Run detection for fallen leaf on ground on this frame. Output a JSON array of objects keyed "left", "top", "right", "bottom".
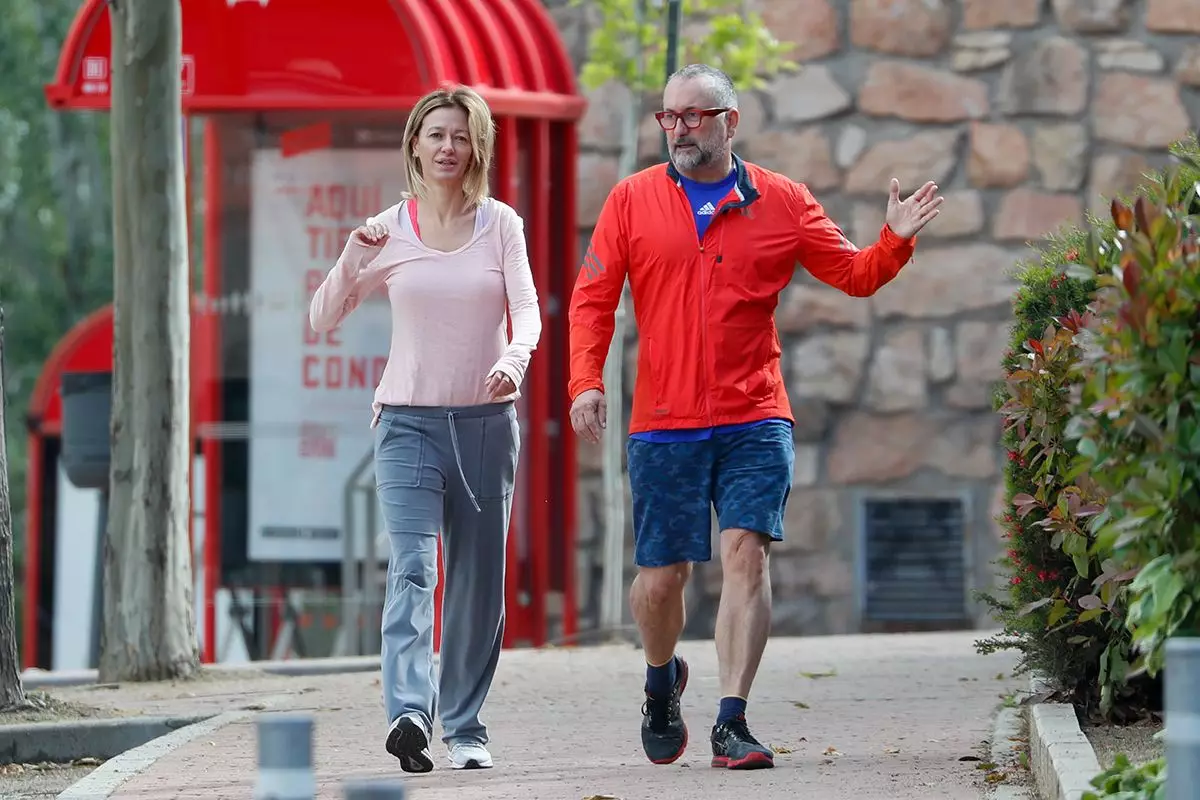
[
  {"left": 883, "top": 746, "right": 900, "bottom": 754},
  {"left": 793, "top": 701, "right": 810, "bottom": 709},
  {"left": 985, "top": 770, "right": 1007, "bottom": 783},
  {"left": 799, "top": 669, "right": 837, "bottom": 679},
  {"left": 959, "top": 755, "right": 981, "bottom": 762},
  {"left": 772, "top": 745, "right": 794, "bottom": 754},
  {"left": 823, "top": 746, "right": 842, "bottom": 757}
]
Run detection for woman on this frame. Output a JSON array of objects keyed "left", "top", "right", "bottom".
[{"left": 309, "top": 86, "right": 541, "bottom": 773}]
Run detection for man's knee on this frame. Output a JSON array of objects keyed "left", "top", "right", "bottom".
[
  {"left": 634, "top": 563, "right": 692, "bottom": 608},
  {"left": 720, "top": 529, "right": 770, "bottom": 581}
]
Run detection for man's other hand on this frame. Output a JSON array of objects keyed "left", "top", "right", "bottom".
[{"left": 570, "top": 389, "right": 607, "bottom": 444}]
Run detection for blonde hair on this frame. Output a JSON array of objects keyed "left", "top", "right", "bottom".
[{"left": 402, "top": 85, "right": 496, "bottom": 207}]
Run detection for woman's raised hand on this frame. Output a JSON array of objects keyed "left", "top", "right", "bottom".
[{"left": 353, "top": 221, "right": 390, "bottom": 248}]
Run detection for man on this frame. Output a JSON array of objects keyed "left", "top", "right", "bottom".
[{"left": 566, "top": 64, "right": 942, "bottom": 771}]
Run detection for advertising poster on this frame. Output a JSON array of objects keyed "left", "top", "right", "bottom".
[{"left": 247, "top": 148, "right": 407, "bottom": 562}]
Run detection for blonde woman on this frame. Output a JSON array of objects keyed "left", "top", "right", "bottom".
[{"left": 309, "top": 86, "right": 541, "bottom": 773}]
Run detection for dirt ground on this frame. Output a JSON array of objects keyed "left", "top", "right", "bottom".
[
  {"left": 1, "top": 761, "right": 102, "bottom": 799},
  {"left": 0, "top": 667, "right": 308, "bottom": 799},
  {"left": 0, "top": 690, "right": 117, "bottom": 724},
  {"left": 1081, "top": 715, "right": 1164, "bottom": 771}
]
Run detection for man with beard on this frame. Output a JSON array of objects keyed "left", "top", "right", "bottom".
[{"left": 566, "top": 64, "right": 943, "bottom": 771}]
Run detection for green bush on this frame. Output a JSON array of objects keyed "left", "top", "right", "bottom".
[
  {"left": 1084, "top": 754, "right": 1166, "bottom": 800},
  {"left": 1065, "top": 140, "right": 1200, "bottom": 679},
  {"left": 975, "top": 219, "right": 1142, "bottom": 717}
]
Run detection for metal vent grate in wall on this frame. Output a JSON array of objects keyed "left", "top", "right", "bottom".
[{"left": 862, "top": 498, "right": 968, "bottom": 626}]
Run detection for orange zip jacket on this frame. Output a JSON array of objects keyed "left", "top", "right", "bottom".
[{"left": 568, "top": 156, "right": 917, "bottom": 435}]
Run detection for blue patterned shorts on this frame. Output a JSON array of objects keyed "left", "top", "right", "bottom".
[{"left": 626, "top": 422, "right": 795, "bottom": 567}]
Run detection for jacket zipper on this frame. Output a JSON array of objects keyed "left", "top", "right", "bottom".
[{"left": 673, "top": 168, "right": 758, "bottom": 428}]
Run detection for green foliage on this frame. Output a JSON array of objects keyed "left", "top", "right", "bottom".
[
  {"left": 574, "top": 0, "right": 797, "bottom": 92},
  {"left": 977, "top": 136, "right": 1200, "bottom": 719},
  {"left": 1083, "top": 754, "right": 1166, "bottom": 800},
  {"left": 975, "top": 221, "right": 1142, "bottom": 717},
  {"left": 1, "top": 0, "right": 123, "bottom": 657},
  {"left": 1065, "top": 137, "right": 1200, "bottom": 678}
]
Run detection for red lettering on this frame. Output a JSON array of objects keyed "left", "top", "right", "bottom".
[
  {"left": 303, "top": 317, "right": 341, "bottom": 347},
  {"left": 302, "top": 355, "right": 388, "bottom": 389},
  {"left": 303, "top": 355, "right": 320, "bottom": 388},
  {"left": 325, "top": 357, "right": 343, "bottom": 388},
  {"left": 306, "top": 269, "right": 324, "bottom": 295},
  {"left": 299, "top": 422, "right": 336, "bottom": 459},
  {"left": 303, "top": 184, "right": 383, "bottom": 221},
  {"left": 348, "top": 358, "right": 367, "bottom": 387},
  {"left": 305, "top": 225, "right": 369, "bottom": 260}
]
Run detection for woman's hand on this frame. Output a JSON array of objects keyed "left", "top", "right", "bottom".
[
  {"left": 352, "top": 221, "right": 389, "bottom": 248},
  {"left": 485, "top": 371, "right": 516, "bottom": 399}
]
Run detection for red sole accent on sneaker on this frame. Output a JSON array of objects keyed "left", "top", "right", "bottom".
[
  {"left": 711, "top": 752, "right": 774, "bottom": 770},
  {"left": 648, "top": 658, "right": 691, "bottom": 766},
  {"left": 651, "top": 726, "right": 689, "bottom": 765}
]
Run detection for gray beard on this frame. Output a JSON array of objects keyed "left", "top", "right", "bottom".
[{"left": 671, "top": 146, "right": 713, "bottom": 171}]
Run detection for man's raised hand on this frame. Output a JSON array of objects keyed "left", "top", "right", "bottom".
[{"left": 884, "top": 179, "right": 944, "bottom": 239}]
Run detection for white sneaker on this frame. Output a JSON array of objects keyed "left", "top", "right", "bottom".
[
  {"left": 447, "top": 740, "right": 493, "bottom": 770},
  {"left": 386, "top": 713, "right": 434, "bottom": 773}
]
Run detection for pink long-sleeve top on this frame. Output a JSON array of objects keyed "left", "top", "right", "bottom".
[{"left": 308, "top": 197, "right": 542, "bottom": 425}]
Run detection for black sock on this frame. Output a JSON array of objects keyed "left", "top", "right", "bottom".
[
  {"left": 717, "top": 696, "right": 747, "bottom": 725},
  {"left": 645, "top": 656, "right": 677, "bottom": 698}
]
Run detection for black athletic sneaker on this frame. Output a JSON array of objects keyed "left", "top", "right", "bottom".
[
  {"left": 640, "top": 655, "right": 690, "bottom": 764},
  {"left": 710, "top": 714, "right": 774, "bottom": 770},
  {"left": 386, "top": 713, "right": 434, "bottom": 773}
]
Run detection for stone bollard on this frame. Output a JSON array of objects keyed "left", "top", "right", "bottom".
[
  {"left": 253, "top": 713, "right": 316, "bottom": 800},
  {"left": 344, "top": 780, "right": 407, "bottom": 799},
  {"left": 1166, "top": 637, "right": 1200, "bottom": 800}
]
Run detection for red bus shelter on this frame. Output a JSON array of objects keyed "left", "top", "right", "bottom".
[{"left": 25, "top": 0, "right": 583, "bottom": 670}]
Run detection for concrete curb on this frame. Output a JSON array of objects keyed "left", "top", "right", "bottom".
[
  {"left": 0, "top": 714, "right": 213, "bottom": 765},
  {"left": 20, "top": 655, "right": 381, "bottom": 689},
  {"left": 1027, "top": 676, "right": 1103, "bottom": 800},
  {"left": 55, "top": 709, "right": 249, "bottom": 799},
  {"left": 986, "top": 705, "right": 1029, "bottom": 800},
  {"left": 55, "top": 691, "right": 296, "bottom": 799}
]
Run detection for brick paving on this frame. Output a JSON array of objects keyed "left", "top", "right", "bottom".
[{"left": 89, "top": 631, "right": 1020, "bottom": 799}]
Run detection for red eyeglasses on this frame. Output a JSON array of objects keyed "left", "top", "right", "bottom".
[{"left": 654, "top": 107, "right": 730, "bottom": 131}]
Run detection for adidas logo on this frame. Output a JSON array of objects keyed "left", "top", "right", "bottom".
[{"left": 697, "top": 202, "right": 717, "bottom": 215}]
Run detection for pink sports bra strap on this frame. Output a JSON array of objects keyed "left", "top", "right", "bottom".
[{"left": 407, "top": 199, "right": 421, "bottom": 240}]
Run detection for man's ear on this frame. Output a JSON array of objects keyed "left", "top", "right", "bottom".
[{"left": 725, "top": 108, "right": 740, "bottom": 140}]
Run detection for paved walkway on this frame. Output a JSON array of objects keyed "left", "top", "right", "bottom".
[{"left": 81, "top": 631, "right": 1022, "bottom": 799}]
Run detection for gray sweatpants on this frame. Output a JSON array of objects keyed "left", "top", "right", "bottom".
[{"left": 374, "top": 400, "right": 519, "bottom": 746}]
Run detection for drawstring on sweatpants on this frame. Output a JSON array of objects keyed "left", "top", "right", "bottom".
[{"left": 446, "top": 410, "right": 482, "bottom": 512}]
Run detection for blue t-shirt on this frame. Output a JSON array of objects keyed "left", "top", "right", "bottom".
[
  {"left": 679, "top": 169, "right": 736, "bottom": 241},
  {"left": 629, "top": 168, "right": 790, "bottom": 443}
]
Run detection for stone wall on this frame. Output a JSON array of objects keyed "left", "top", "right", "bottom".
[{"left": 547, "top": 0, "right": 1200, "bottom": 638}]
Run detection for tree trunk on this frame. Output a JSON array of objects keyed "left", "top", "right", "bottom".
[
  {"left": 0, "top": 309, "right": 27, "bottom": 709},
  {"left": 597, "top": 0, "right": 648, "bottom": 637},
  {"left": 100, "top": 0, "right": 199, "bottom": 683}
]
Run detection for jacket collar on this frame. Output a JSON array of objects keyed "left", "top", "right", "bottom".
[{"left": 665, "top": 152, "right": 760, "bottom": 211}]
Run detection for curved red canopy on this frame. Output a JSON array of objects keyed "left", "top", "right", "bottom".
[{"left": 44, "top": 0, "right": 585, "bottom": 120}]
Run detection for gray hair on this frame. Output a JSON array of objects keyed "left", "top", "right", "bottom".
[{"left": 666, "top": 64, "right": 738, "bottom": 110}]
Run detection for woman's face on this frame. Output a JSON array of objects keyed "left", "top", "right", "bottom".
[{"left": 413, "top": 105, "right": 472, "bottom": 186}]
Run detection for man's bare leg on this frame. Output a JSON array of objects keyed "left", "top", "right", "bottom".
[
  {"left": 707, "top": 527, "right": 775, "bottom": 768},
  {"left": 630, "top": 563, "right": 691, "bottom": 668},
  {"left": 714, "top": 529, "right": 772, "bottom": 701},
  {"left": 631, "top": 562, "right": 692, "bottom": 764}
]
